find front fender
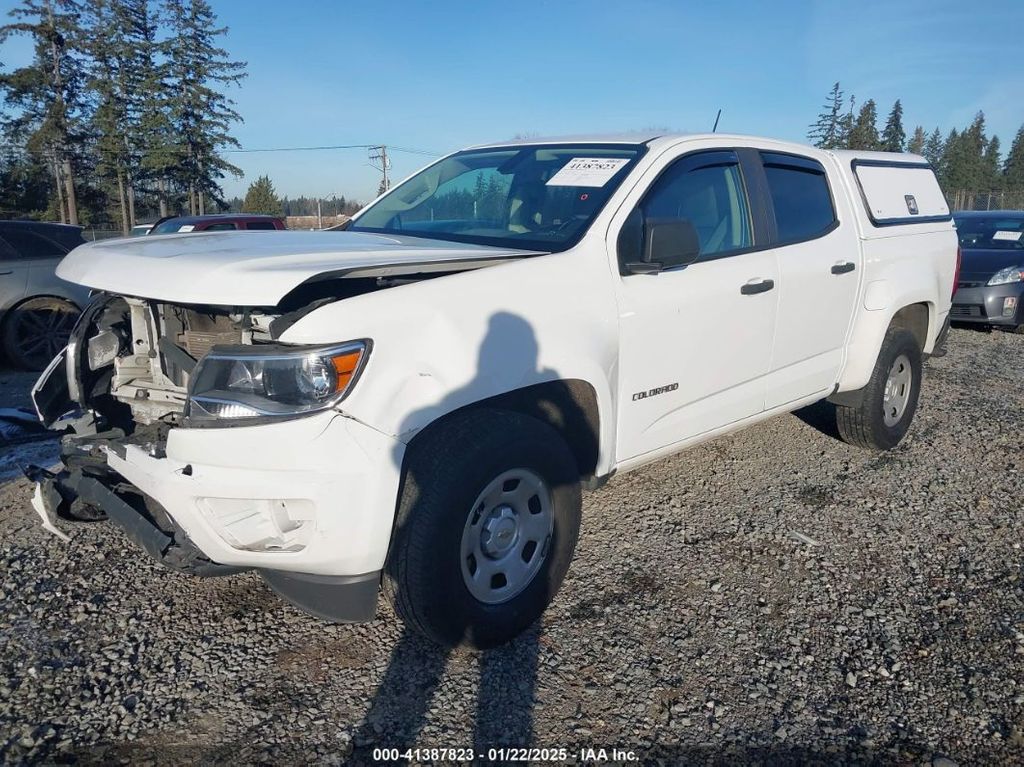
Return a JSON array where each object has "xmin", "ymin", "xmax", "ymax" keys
[{"xmin": 278, "ymin": 251, "xmax": 620, "ymax": 474}]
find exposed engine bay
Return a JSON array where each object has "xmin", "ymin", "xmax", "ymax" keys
[{"xmin": 58, "ymin": 275, "xmax": 423, "ymax": 433}]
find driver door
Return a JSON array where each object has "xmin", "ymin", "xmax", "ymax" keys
[{"xmin": 613, "ymin": 149, "xmax": 779, "ymax": 464}]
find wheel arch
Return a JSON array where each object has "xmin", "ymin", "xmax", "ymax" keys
[
  {"xmin": 837, "ymin": 298, "xmax": 935, "ymax": 394},
  {"xmin": 403, "ymin": 378, "xmax": 603, "ymax": 483}
]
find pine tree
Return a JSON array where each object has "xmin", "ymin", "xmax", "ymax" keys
[
  {"xmin": 880, "ymin": 100, "xmax": 906, "ymax": 152},
  {"xmin": 944, "ymin": 112, "xmax": 991, "ymax": 191},
  {"xmin": 1004, "ymin": 125, "xmax": 1024, "ymax": 191},
  {"xmin": 84, "ymin": 0, "xmax": 136, "ymax": 233},
  {"xmin": 847, "ymin": 99, "xmax": 880, "ymax": 150},
  {"xmin": 982, "ymin": 136, "xmax": 1001, "ymax": 191},
  {"xmin": 0, "ymin": 0, "xmax": 90, "ymax": 224},
  {"xmin": 923, "ymin": 127, "xmax": 944, "ymax": 168},
  {"xmin": 907, "ymin": 125, "xmax": 926, "ymax": 155},
  {"xmin": 837, "ymin": 94, "xmax": 856, "ymax": 148},
  {"xmin": 241, "ymin": 174, "xmax": 282, "ymax": 215},
  {"xmin": 163, "ymin": 0, "xmax": 246, "ymax": 215},
  {"xmin": 939, "ymin": 128, "xmax": 960, "ymax": 188},
  {"xmin": 808, "ymin": 82, "xmax": 845, "ymax": 149}
]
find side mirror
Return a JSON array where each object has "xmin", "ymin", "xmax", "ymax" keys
[
  {"xmin": 618, "ymin": 212, "xmax": 702, "ymax": 275},
  {"xmin": 637, "ymin": 218, "xmax": 701, "ymax": 273}
]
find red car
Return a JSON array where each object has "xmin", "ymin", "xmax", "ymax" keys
[{"xmin": 149, "ymin": 214, "xmax": 286, "ymax": 234}]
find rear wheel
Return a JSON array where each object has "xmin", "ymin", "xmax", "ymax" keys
[
  {"xmin": 835, "ymin": 328, "xmax": 922, "ymax": 451},
  {"xmin": 384, "ymin": 409, "xmax": 582, "ymax": 649},
  {"xmin": 2, "ymin": 297, "xmax": 79, "ymax": 370}
]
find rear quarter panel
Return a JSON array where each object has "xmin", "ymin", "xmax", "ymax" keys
[{"xmin": 830, "ymin": 154, "xmax": 958, "ymax": 390}]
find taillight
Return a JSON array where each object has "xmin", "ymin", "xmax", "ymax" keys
[{"xmin": 952, "ymin": 245, "xmax": 962, "ymax": 299}]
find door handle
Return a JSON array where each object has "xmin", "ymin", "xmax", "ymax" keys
[
  {"xmin": 740, "ymin": 278, "xmax": 775, "ymax": 295},
  {"xmin": 831, "ymin": 261, "xmax": 856, "ymax": 275}
]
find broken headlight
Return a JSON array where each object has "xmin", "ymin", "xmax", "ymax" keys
[{"xmin": 186, "ymin": 341, "xmax": 369, "ymax": 423}]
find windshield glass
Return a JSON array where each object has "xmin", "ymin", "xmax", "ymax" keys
[
  {"xmin": 954, "ymin": 215, "xmax": 1024, "ymax": 250},
  {"xmin": 349, "ymin": 143, "xmax": 645, "ymax": 251}
]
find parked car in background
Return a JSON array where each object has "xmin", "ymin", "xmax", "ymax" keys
[
  {"xmin": 149, "ymin": 214, "xmax": 286, "ymax": 234},
  {"xmin": 952, "ymin": 210, "xmax": 1024, "ymax": 332},
  {"xmin": 0, "ymin": 221, "xmax": 91, "ymax": 370},
  {"xmin": 130, "ymin": 223, "xmax": 154, "ymax": 236}
]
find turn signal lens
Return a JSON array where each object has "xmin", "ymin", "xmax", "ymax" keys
[{"xmin": 331, "ymin": 349, "xmax": 364, "ymax": 393}]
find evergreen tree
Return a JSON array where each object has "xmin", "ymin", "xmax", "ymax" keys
[
  {"xmin": 84, "ymin": 0, "xmax": 136, "ymax": 233},
  {"xmin": 163, "ymin": 0, "xmax": 246, "ymax": 214},
  {"xmin": 241, "ymin": 174, "xmax": 282, "ymax": 215},
  {"xmin": 907, "ymin": 125, "xmax": 926, "ymax": 156},
  {"xmin": 837, "ymin": 94, "xmax": 856, "ymax": 148},
  {"xmin": 0, "ymin": 0, "xmax": 90, "ymax": 224},
  {"xmin": 808, "ymin": 82, "xmax": 845, "ymax": 149},
  {"xmin": 982, "ymin": 136, "xmax": 1001, "ymax": 191},
  {"xmin": 847, "ymin": 99, "xmax": 880, "ymax": 150},
  {"xmin": 943, "ymin": 112, "xmax": 991, "ymax": 191},
  {"xmin": 939, "ymin": 128, "xmax": 960, "ymax": 187},
  {"xmin": 923, "ymin": 127, "xmax": 944, "ymax": 168},
  {"xmin": 1004, "ymin": 125, "xmax": 1024, "ymax": 190},
  {"xmin": 880, "ymin": 99, "xmax": 906, "ymax": 152}
]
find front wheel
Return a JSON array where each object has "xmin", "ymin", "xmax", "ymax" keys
[
  {"xmin": 835, "ymin": 327, "xmax": 923, "ymax": 451},
  {"xmin": 384, "ymin": 409, "xmax": 582, "ymax": 649}
]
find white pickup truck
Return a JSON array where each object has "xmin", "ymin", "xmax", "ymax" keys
[{"xmin": 29, "ymin": 133, "xmax": 959, "ymax": 648}]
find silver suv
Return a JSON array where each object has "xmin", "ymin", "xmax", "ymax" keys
[{"xmin": 0, "ymin": 221, "xmax": 91, "ymax": 369}]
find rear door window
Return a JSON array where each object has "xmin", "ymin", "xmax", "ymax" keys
[
  {"xmin": 245, "ymin": 221, "xmax": 278, "ymax": 230},
  {"xmin": 202, "ymin": 223, "xmax": 237, "ymax": 231},
  {"xmin": 760, "ymin": 152, "xmax": 837, "ymax": 243},
  {"xmin": 0, "ymin": 229, "xmax": 68, "ymax": 259}
]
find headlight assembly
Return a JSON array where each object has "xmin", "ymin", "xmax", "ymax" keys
[
  {"xmin": 186, "ymin": 341, "xmax": 369, "ymax": 424},
  {"xmin": 987, "ymin": 266, "xmax": 1024, "ymax": 286}
]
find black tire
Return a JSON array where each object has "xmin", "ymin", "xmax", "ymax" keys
[
  {"xmin": 835, "ymin": 327, "xmax": 922, "ymax": 451},
  {"xmin": 384, "ymin": 409, "xmax": 582, "ymax": 649},
  {"xmin": 2, "ymin": 296, "xmax": 79, "ymax": 370}
]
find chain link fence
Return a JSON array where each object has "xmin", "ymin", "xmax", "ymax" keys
[{"xmin": 948, "ymin": 190, "xmax": 1024, "ymax": 212}]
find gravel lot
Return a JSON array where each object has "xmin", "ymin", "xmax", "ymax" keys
[{"xmin": 1, "ymin": 328, "xmax": 1022, "ymax": 765}]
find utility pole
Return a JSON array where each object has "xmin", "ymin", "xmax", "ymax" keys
[
  {"xmin": 317, "ymin": 197, "xmax": 322, "ymax": 229},
  {"xmin": 369, "ymin": 145, "xmax": 390, "ymax": 195}
]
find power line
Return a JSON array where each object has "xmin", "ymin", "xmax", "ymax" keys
[{"xmin": 222, "ymin": 143, "xmax": 442, "ymax": 156}]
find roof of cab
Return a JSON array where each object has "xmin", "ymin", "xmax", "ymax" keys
[{"xmin": 466, "ymin": 132, "xmax": 844, "ymax": 155}]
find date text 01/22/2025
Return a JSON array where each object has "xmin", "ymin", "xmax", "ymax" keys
[{"xmin": 371, "ymin": 747, "xmax": 639, "ymax": 762}]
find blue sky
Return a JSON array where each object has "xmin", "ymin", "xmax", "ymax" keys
[{"xmin": 2, "ymin": 0, "xmax": 1022, "ymax": 202}]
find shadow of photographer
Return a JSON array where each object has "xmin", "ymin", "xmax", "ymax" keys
[{"xmin": 353, "ymin": 311, "xmax": 591, "ymax": 760}]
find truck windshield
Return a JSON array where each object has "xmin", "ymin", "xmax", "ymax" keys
[{"xmin": 349, "ymin": 143, "xmax": 645, "ymax": 251}]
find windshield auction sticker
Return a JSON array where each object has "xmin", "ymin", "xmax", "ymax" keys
[
  {"xmin": 547, "ymin": 157, "xmax": 630, "ymax": 187},
  {"xmin": 992, "ymin": 230, "xmax": 1023, "ymax": 242}
]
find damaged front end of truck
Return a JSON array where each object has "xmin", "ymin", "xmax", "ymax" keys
[
  {"xmin": 28, "ymin": 290, "xmax": 360, "ymax": 578},
  {"xmin": 24, "ymin": 230, "xmax": 532, "ymax": 620}
]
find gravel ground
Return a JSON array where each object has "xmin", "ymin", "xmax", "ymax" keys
[{"xmin": 1, "ymin": 328, "xmax": 1022, "ymax": 765}]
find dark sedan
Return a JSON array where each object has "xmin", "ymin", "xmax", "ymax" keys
[{"xmin": 951, "ymin": 211, "xmax": 1024, "ymax": 333}]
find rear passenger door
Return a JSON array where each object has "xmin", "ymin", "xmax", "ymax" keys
[
  {"xmin": 0, "ymin": 236, "xmax": 29, "ymax": 310},
  {"xmin": 0, "ymin": 227, "xmax": 68, "ymax": 308},
  {"xmin": 757, "ymin": 152, "xmax": 861, "ymax": 409}
]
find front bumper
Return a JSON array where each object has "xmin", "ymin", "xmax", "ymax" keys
[
  {"xmin": 110, "ymin": 411, "xmax": 405, "ymax": 577},
  {"xmin": 30, "ymin": 406, "xmax": 404, "ymax": 620},
  {"xmin": 951, "ymin": 282, "xmax": 1024, "ymax": 326}
]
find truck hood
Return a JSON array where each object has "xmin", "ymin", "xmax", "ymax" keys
[
  {"xmin": 959, "ymin": 247, "xmax": 1024, "ymax": 282},
  {"xmin": 57, "ymin": 230, "xmax": 540, "ymax": 305}
]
